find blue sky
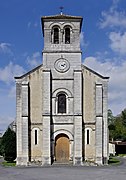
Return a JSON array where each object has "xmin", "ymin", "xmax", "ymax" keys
[{"xmin": 0, "ymin": 0, "xmax": 126, "ymax": 133}]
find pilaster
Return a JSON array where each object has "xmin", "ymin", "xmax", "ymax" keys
[
  {"xmin": 21, "ymin": 81, "xmax": 29, "ymax": 165},
  {"xmin": 95, "ymin": 84, "xmax": 103, "ymax": 165},
  {"xmin": 73, "ymin": 70, "xmax": 82, "ymax": 165},
  {"xmin": 16, "ymin": 81, "xmax": 29, "ymax": 166},
  {"xmin": 103, "ymin": 82, "xmax": 109, "ymax": 164},
  {"xmin": 42, "ymin": 69, "xmax": 51, "ymax": 165}
]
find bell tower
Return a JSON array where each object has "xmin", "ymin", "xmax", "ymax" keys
[
  {"xmin": 41, "ymin": 14, "xmax": 83, "ymax": 165},
  {"xmin": 41, "ymin": 13, "xmax": 83, "ymax": 69}
]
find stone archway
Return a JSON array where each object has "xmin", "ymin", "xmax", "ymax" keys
[{"xmin": 55, "ymin": 134, "xmax": 69, "ymax": 163}]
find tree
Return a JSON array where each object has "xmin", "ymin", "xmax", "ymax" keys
[
  {"xmin": 0, "ymin": 137, "xmax": 4, "ymax": 155},
  {"xmin": 108, "ymin": 109, "xmax": 115, "ymax": 126},
  {"xmin": 108, "ymin": 109, "xmax": 126, "ymax": 141},
  {"xmin": 108, "ymin": 109, "xmax": 116, "ymax": 140},
  {"xmin": 1, "ymin": 128, "xmax": 16, "ymax": 162},
  {"xmin": 121, "ymin": 109, "xmax": 126, "ymax": 127}
]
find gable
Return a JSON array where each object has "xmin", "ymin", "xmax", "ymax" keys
[
  {"xmin": 82, "ymin": 64, "xmax": 109, "ymax": 80},
  {"xmin": 14, "ymin": 65, "xmax": 42, "ymax": 80}
]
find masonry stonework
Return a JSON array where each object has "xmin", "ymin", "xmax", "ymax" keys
[{"xmin": 15, "ymin": 13, "xmax": 109, "ymax": 166}]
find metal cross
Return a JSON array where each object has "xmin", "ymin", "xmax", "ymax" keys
[{"xmin": 59, "ymin": 6, "xmax": 64, "ymax": 15}]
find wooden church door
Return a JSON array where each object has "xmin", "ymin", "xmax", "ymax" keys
[{"xmin": 55, "ymin": 134, "xmax": 69, "ymax": 163}]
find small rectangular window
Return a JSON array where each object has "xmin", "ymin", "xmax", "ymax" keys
[
  {"xmin": 87, "ymin": 129, "xmax": 89, "ymax": 144},
  {"xmin": 35, "ymin": 130, "xmax": 37, "ymax": 145}
]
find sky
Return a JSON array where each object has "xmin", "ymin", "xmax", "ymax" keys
[{"xmin": 0, "ymin": 0, "xmax": 126, "ymax": 133}]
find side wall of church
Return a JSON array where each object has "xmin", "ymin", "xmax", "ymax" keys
[
  {"xmin": 29, "ymin": 67, "xmax": 43, "ymax": 162},
  {"xmin": 16, "ymin": 67, "xmax": 43, "ymax": 165},
  {"xmin": 82, "ymin": 68, "xmax": 96, "ymax": 161},
  {"xmin": 82, "ymin": 67, "xmax": 108, "ymax": 163}
]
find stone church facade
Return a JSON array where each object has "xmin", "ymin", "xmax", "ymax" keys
[{"xmin": 15, "ymin": 13, "xmax": 109, "ymax": 166}]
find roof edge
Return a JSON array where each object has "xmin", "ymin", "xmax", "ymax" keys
[
  {"xmin": 15, "ymin": 64, "xmax": 42, "ymax": 79},
  {"xmin": 82, "ymin": 64, "xmax": 110, "ymax": 79},
  {"xmin": 41, "ymin": 13, "xmax": 83, "ymax": 19}
]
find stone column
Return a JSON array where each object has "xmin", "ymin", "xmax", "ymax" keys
[
  {"xmin": 21, "ymin": 81, "xmax": 29, "ymax": 165},
  {"xmin": 73, "ymin": 70, "xmax": 82, "ymax": 165},
  {"xmin": 103, "ymin": 81, "xmax": 109, "ymax": 164},
  {"xmin": 42, "ymin": 69, "xmax": 51, "ymax": 165},
  {"xmin": 95, "ymin": 83, "xmax": 103, "ymax": 165}
]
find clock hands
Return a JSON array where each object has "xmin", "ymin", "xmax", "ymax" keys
[{"xmin": 60, "ymin": 62, "xmax": 66, "ymax": 68}]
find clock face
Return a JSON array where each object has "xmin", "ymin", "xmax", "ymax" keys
[{"xmin": 55, "ymin": 58, "xmax": 70, "ymax": 72}]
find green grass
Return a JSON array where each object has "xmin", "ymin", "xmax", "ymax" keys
[
  {"xmin": 2, "ymin": 161, "xmax": 16, "ymax": 167},
  {"xmin": 108, "ymin": 157, "xmax": 120, "ymax": 165},
  {"xmin": 118, "ymin": 154, "xmax": 126, "ymax": 157}
]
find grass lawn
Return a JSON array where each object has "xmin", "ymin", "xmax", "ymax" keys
[
  {"xmin": 118, "ymin": 154, "xmax": 126, "ymax": 157},
  {"xmin": 2, "ymin": 161, "xmax": 16, "ymax": 167},
  {"xmin": 108, "ymin": 157, "xmax": 120, "ymax": 165}
]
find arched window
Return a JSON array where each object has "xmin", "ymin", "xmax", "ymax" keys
[
  {"xmin": 53, "ymin": 27, "xmax": 59, "ymax": 44},
  {"xmin": 58, "ymin": 93, "xmax": 66, "ymax": 113},
  {"xmin": 65, "ymin": 27, "xmax": 70, "ymax": 44}
]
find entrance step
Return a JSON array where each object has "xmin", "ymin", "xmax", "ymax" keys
[{"xmin": 52, "ymin": 162, "xmax": 73, "ymax": 166}]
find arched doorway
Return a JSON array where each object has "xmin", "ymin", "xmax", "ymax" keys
[{"xmin": 55, "ymin": 134, "xmax": 69, "ymax": 163}]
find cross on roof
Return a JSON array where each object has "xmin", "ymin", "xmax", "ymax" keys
[{"xmin": 59, "ymin": 6, "xmax": 64, "ymax": 15}]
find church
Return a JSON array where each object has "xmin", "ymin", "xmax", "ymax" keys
[{"xmin": 15, "ymin": 12, "xmax": 109, "ymax": 166}]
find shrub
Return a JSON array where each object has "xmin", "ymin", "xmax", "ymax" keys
[{"xmin": 1, "ymin": 128, "xmax": 16, "ymax": 162}]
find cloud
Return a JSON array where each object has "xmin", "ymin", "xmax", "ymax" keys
[
  {"xmin": 80, "ymin": 32, "xmax": 85, "ymax": 46},
  {"xmin": 0, "ymin": 61, "xmax": 25, "ymax": 132},
  {"xmin": 80, "ymin": 31, "xmax": 89, "ymax": 53},
  {"xmin": 84, "ymin": 56, "xmax": 126, "ymax": 116},
  {"xmin": 8, "ymin": 86, "xmax": 16, "ymax": 98},
  {"xmin": 27, "ymin": 22, "xmax": 31, "ymax": 28},
  {"xmin": 34, "ymin": 22, "xmax": 38, "ymax": 27},
  {"xmin": 0, "ymin": 87, "xmax": 16, "ymax": 132},
  {"xmin": 26, "ymin": 52, "xmax": 41, "ymax": 68},
  {"xmin": 27, "ymin": 21, "xmax": 38, "ymax": 28},
  {"xmin": 99, "ymin": 0, "xmax": 126, "ymax": 29},
  {"xmin": 0, "ymin": 62, "xmax": 25, "ymax": 84},
  {"xmin": 0, "ymin": 116, "xmax": 14, "ymax": 133},
  {"xmin": 0, "ymin": 52, "xmax": 41, "ymax": 132},
  {"xmin": 0, "ymin": 42, "xmax": 13, "ymax": 55},
  {"xmin": 109, "ymin": 32, "xmax": 126, "ymax": 54}
]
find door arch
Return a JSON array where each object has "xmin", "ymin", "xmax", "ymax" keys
[{"xmin": 55, "ymin": 134, "xmax": 69, "ymax": 163}]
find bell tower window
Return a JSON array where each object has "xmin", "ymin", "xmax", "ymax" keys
[
  {"xmin": 58, "ymin": 93, "xmax": 66, "ymax": 113},
  {"xmin": 53, "ymin": 27, "xmax": 59, "ymax": 44},
  {"xmin": 65, "ymin": 27, "xmax": 70, "ymax": 44}
]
